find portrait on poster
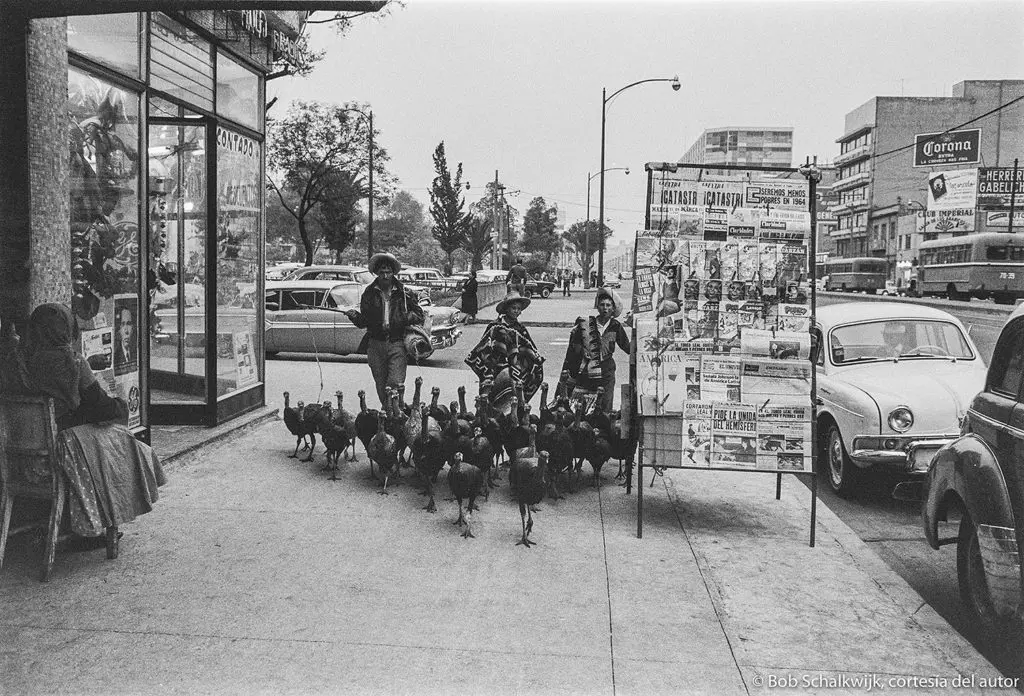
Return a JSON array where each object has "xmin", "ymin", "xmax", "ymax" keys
[{"xmin": 113, "ymin": 294, "xmax": 138, "ymax": 376}]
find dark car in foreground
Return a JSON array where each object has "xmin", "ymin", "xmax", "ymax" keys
[
  {"xmin": 523, "ymin": 278, "xmax": 556, "ymax": 299},
  {"xmin": 920, "ymin": 302, "xmax": 1024, "ymax": 633}
]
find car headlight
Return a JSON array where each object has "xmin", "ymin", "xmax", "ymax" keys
[{"xmin": 888, "ymin": 406, "xmax": 914, "ymax": 433}]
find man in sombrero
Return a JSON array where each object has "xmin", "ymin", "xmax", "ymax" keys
[
  {"xmin": 344, "ymin": 253, "xmax": 425, "ymax": 407},
  {"xmin": 465, "ymin": 289, "xmax": 544, "ymax": 410}
]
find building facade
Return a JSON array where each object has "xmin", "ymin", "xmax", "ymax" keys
[
  {"xmin": 2, "ymin": 9, "xmax": 310, "ymax": 434},
  {"xmin": 831, "ymin": 80, "xmax": 1024, "ymax": 269},
  {"xmin": 679, "ymin": 127, "xmax": 794, "ymax": 175}
]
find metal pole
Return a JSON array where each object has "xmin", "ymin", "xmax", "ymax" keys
[
  {"xmin": 492, "ymin": 170, "xmax": 499, "ymax": 269},
  {"xmin": 506, "ymin": 202, "xmax": 512, "ymax": 271},
  {"xmin": 597, "ymin": 87, "xmax": 607, "ymax": 288},
  {"xmin": 367, "ymin": 111, "xmax": 374, "ymax": 260},
  {"xmin": 1009, "ymin": 158, "xmax": 1019, "ymax": 234},
  {"xmin": 584, "ymin": 172, "xmax": 591, "ymax": 288}
]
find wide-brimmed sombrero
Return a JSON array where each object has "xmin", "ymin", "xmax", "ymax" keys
[
  {"xmin": 368, "ymin": 252, "xmax": 400, "ymax": 274},
  {"xmin": 594, "ymin": 286, "xmax": 624, "ymax": 317},
  {"xmin": 496, "ymin": 290, "xmax": 531, "ymax": 315}
]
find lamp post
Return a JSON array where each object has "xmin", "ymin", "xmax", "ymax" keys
[
  {"xmin": 585, "ymin": 167, "xmax": 628, "ymax": 288},
  {"xmin": 339, "ymin": 107, "xmax": 375, "ymax": 261},
  {"xmin": 597, "ymin": 75, "xmax": 679, "ymax": 286}
]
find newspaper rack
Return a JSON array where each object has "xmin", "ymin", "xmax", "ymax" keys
[{"xmin": 625, "ymin": 161, "xmax": 823, "ymax": 547}]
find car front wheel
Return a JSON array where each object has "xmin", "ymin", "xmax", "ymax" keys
[
  {"xmin": 957, "ymin": 512, "xmax": 1020, "ymax": 635},
  {"xmin": 540, "ymin": 287, "xmax": 551, "ymax": 299},
  {"xmin": 822, "ymin": 423, "xmax": 860, "ymax": 496}
]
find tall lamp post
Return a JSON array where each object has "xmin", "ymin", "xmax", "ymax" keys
[
  {"xmin": 339, "ymin": 107, "xmax": 375, "ymax": 261},
  {"xmin": 585, "ymin": 167, "xmax": 629, "ymax": 288},
  {"xmin": 597, "ymin": 75, "xmax": 680, "ymax": 285}
]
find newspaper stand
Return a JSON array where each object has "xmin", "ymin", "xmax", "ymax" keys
[{"xmin": 627, "ymin": 161, "xmax": 822, "ymax": 547}]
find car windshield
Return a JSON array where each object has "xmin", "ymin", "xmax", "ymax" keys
[
  {"xmin": 829, "ymin": 319, "xmax": 974, "ymax": 364},
  {"xmin": 328, "ymin": 286, "xmax": 362, "ymax": 308}
]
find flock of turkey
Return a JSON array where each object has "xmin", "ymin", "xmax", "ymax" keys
[{"xmin": 282, "ymin": 375, "xmax": 636, "ymax": 547}]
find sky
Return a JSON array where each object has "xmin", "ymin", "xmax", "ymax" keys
[{"xmin": 267, "ymin": 0, "xmax": 1024, "ymax": 250}]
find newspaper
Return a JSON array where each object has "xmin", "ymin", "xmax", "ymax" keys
[
  {"xmin": 777, "ymin": 243, "xmax": 808, "ymax": 284},
  {"xmin": 710, "ymin": 403, "xmax": 758, "ymax": 468},
  {"xmin": 771, "ymin": 303, "xmax": 812, "ymax": 332},
  {"xmin": 758, "ymin": 242, "xmax": 780, "ymax": 289},
  {"xmin": 738, "ymin": 240, "xmax": 760, "ymax": 281},
  {"xmin": 718, "ymin": 301, "xmax": 740, "ymax": 342},
  {"xmin": 739, "ymin": 328, "xmax": 811, "ymax": 360},
  {"xmin": 740, "ymin": 358, "xmax": 812, "ymax": 406},
  {"xmin": 757, "ymin": 421, "xmax": 812, "ymax": 472},
  {"xmin": 682, "ymin": 401, "xmax": 713, "ymax": 467},
  {"xmin": 636, "ymin": 350, "xmax": 691, "ymax": 415},
  {"xmin": 719, "ymin": 240, "xmax": 739, "ymax": 281},
  {"xmin": 700, "ymin": 355, "xmax": 742, "ymax": 402}
]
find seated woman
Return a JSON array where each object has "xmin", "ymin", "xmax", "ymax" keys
[
  {"xmin": 465, "ymin": 290, "xmax": 545, "ymax": 412},
  {"xmin": 1, "ymin": 304, "xmax": 165, "ymax": 550},
  {"xmin": 561, "ymin": 287, "xmax": 632, "ymax": 413}
]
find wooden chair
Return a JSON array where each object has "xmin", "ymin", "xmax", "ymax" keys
[{"xmin": 0, "ymin": 395, "xmax": 120, "ymax": 581}]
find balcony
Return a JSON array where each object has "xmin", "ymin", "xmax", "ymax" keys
[
  {"xmin": 834, "ymin": 144, "xmax": 871, "ymax": 166},
  {"xmin": 831, "ymin": 199, "xmax": 869, "ymax": 215},
  {"xmin": 832, "ymin": 170, "xmax": 871, "ymax": 192}
]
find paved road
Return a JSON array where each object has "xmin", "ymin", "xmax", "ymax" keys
[{"xmin": 813, "ymin": 293, "xmax": 1022, "ymax": 685}]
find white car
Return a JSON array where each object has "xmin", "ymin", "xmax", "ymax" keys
[{"xmin": 814, "ymin": 302, "xmax": 987, "ymax": 495}]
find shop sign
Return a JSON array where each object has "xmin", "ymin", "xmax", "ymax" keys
[
  {"xmin": 926, "ymin": 168, "xmax": 977, "ymax": 210},
  {"xmin": 914, "ymin": 129, "xmax": 981, "ymax": 167},
  {"xmin": 919, "ymin": 208, "xmax": 975, "ymax": 234},
  {"xmin": 271, "ymin": 30, "xmax": 301, "ymax": 65},
  {"xmin": 985, "ymin": 211, "xmax": 1020, "ymax": 227},
  {"xmin": 217, "ymin": 127, "xmax": 258, "ymax": 158},
  {"xmin": 236, "ymin": 9, "xmax": 268, "ymax": 39},
  {"xmin": 977, "ymin": 167, "xmax": 1024, "ymax": 209}
]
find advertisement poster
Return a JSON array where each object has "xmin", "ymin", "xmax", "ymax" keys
[
  {"xmin": 82, "ymin": 326, "xmax": 114, "ymax": 374},
  {"xmin": 919, "ymin": 208, "xmax": 975, "ymax": 234},
  {"xmin": 926, "ymin": 168, "xmax": 978, "ymax": 210},
  {"xmin": 977, "ymin": 167, "xmax": 1024, "ymax": 210},
  {"xmin": 650, "ymin": 177, "xmax": 702, "ymax": 234},
  {"xmin": 233, "ymin": 331, "xmax": 258, "ymax": 389},
  {"xmin": 116, "ymin": 371, "xmax": 142, "ymax": 429},
  {"xmin": 112, "ymin": 294, "xmax": 139, "ymax": 377},
  {"xmin": 743, "ymin": 181, "xmax": 809, "ymax": 211}
]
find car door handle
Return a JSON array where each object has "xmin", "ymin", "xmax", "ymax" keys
[{"xmin": 819, "ymin": 387, "xmax": 832, "ymax": 395}]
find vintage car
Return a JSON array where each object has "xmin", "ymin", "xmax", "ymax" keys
[
  {"xmin": 814, "ymin": 302, "xmax": 987, "ymax": 495},
  {"xmin": 266, "ymin": 262, "xmax": 305, "ymax": 281},
  {"xmin": 920, "ymin": 303, "xmax": 1024, "ymax": 632},
  {"xmin": 281, "ymin": 264, "xmax": 374, "ymax": 285},
  {"xmin": 523, "ymin": 277, "xmax": 556, "ymax": 299},
  {"xmin": 264, "ymin": 280, "xmax": 463, "ymax": 358}
]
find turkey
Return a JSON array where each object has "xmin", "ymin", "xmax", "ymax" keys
[
  {"xmin": 447, "ymin": 452, "xmax": 483, "ymax": 539},
  {"xmin": 411, "ymin": 405, "xmax": 446, "ymax": 513},
  {"xmin": 543, "ymin": 409, "xmax": 574, "ymax": 500},
  {"xmin": 428, "ymin": 386, "xmax": 451, "ymax": 426},
  {"xmin": 468, "ymin": 426, "xmax": 495, "ymax": 501},
  {"xmin": 298, "ymin": 402, "xmax": 323, "ymax": 462},
  {"xmin": 402, "ymin": 377, "xmax": 438, "ymax": 457},
  {"xmin": 510, "ymin": 447, "xmax": 549, "ymax": 548},
  {"xmin": 567, "ymin": 402, "xmax": 593, "ymax": 492},
  {"xmin": 282, "ymin": 391, "xmax": 310, "ymax": 458},
  {"xmin": 367, "ymin": 411, "xmax": 399, "ymax": 495},
  {"xmin": 333, "ymin": 390, "xmax": 359, "ymax": 462},
  {"xmin": 355, "ymin": 390, "xmax": 381, "ymax": 478},
  {"xmin": 313, "ymin": 402, "xmax": 352, "ymax": 481},
  {"xmin": 383, "ymin": 389, "xmax": 408, "ymax": 471},
  {"xmin": 585, "ymin": 423, "xmax": 611, "ymax": 488}
]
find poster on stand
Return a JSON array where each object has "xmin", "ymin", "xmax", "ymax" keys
[{"xmin": 635, "ymin": 165, "xmax": 814, "ymax": 474}]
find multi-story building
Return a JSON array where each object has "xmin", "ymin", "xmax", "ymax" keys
[
  {"xmin": 680, "ymin": 127, "xmax": 793, "ymax": 175},
  {"xmin": 831, "ymin": 80, "xmax": 1024, "ymax": 269}
]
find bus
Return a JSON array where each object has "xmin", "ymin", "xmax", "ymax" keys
[
  {"xmin": 823, "ymin": 257, "xmax": 888, "ymax": 293},
  {"xmin": 918, "ymin": 232, "xmax": 1024, "ymax": 304}
]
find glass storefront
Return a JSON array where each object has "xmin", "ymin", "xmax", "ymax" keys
[{"xmin": 68, "ymin": 66, "xmax": 146, "ymax": 430}]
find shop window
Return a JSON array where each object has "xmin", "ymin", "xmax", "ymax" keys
[
  {"xmin": 149, "ymin": 14, "xmax": 213, "ymax": 111},
  {"xmin": 216, "ymin": 52, "xmax": 261, "ymax": 131},
  {"xmin": 68, "ymin": 14, "xmax": 143, "ymax": 79},
  {"xmin": 216, "ymin": 126, "xmax": 262, "ymax": 397},
  {"xmin": 68, "ymin": 67, "xmax": 144, "ymax": 427}
]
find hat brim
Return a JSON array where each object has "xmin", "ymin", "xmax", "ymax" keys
[
  {"xmin": 497, "ymin": 297, "xmax": 531, "ymax": 315},
  {"xmin": 368, "ymin": 253, "xmax": 400, "ymax": 274}
]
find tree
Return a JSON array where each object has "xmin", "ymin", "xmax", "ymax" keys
[
  {"xmin": 428, "ymin": 142, "xmax": 471, "ymax": 275},
  {"xmin": 520, "ymin": 196, "xmax": 560, "ymax": 269},
  {"xmin": 317, "ymin": 169, "xmax": 363, "ymax": 262},
  {"xmin": 563, "ymin": 220, "xmax": 612, "ymax": 284},
  {"xmin": 468, "ymin": 181, "xmax": 519, "ymax": 270},
  {"xmin": 464, "ymin": 216, "xmax": 494, "ymax": 271},
  {"xmin": 266, "ymin": 100, "xmax": 394, "ymax": 265},
  {"xmin": 373, "ymin": 190, "xmax": 427, "ymax": 254}
]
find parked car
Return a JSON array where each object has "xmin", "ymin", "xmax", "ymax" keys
[
  {"xmin": 814, "ymin": 302, "xmax": 987, "ymax": 495},
  {"xmin": 878, "ymin": 280, "xmax": 905, "ymax": 297},
  {"xmin": 920, "ymin": 303, "xmax": 1024, "ymax": 633},
  {"xmin": 263, "ymin": 280, "xmax": 462, "ymax": 358},
  {"xmin": 603, "ymin": 278, "xmax": 622, "ymax": 289},
  {"xmin": 397, "ymin": 267, "xmax": 461, "ymax": 290},
  {"xmin": 523, "ymin": 277, "xmax": 556, "ymax": 299},
  {"xmin": 281, "ymin": 264, "xmax": 374, "ymax": 285},
  {"xmin": 266, "ymin": 262, "xmax": 304, "ymax": 281}
]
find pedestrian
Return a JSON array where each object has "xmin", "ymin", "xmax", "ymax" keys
[
  {"xmin": 589, "ymin": 270, "xmax": 597, "ymax": 288},
  {"xmin": 560, "ymin": 287, "xmax": 632, "ymax": 412},
  {"xmin": 562, "ymin": 272, "xmax": 572, "ymax": 297},
  {"xmin": 460, "ymin": 269, "xmax": 479, "ymax": 324},
  {"xmin": 0, "ymin": 304, "xmax": 165, "ymax": 549},
  {"xmin": 344, "ymin": 253, "xmax": 425, "ymax": 407},
  {"xmin": 506, "ymin": 258, "xmax": 528, "ymax": 295},
  {"xmin": 466, "ymin": 289, "xmax": 544, "ymax": 411}
]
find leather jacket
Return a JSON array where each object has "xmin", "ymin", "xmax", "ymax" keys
[{"xmin": 349, "ymin": 278, "xmax": 425, "ymax": 342}]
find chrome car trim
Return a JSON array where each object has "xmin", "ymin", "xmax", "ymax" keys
[
  {"xmin": 851, "ymin": 436, "xmax": 957, "ymax": 469},
  {"xmin": 969, "ymin": 407, "xmax": 1024, "ymax": 440},
  {"xmin": 977, "ymin": 524, "xmax": 1022, "ymax": 618}
]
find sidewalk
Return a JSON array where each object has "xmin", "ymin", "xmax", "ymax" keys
[
  {"xmin": 0, "ymin": 419, "xmax": 1006, "ymax": 695},
  {"xmin": 479, "ymin": 285, "xmax": 625, "ymax": 328}
]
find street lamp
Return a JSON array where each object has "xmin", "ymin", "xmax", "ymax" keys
[
  {"xmin": 597, "ymin": 74, "xmax": 680, "ymax": 286},
  {"xmin": 585, "ymin": 167, "xmax": 629, "ymax": 288},
  {"xmin": 339, "ymin": 107, "xmax": 375, "ymax": 261}
]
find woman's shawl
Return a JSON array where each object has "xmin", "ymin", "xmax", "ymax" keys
[
  {"xmin": 465, "ymin": 315, "xmax": 544, "ymax": 404},
  {"xmin": 23, "ymin": 304, "xmax": 85, "ymax": 418}
]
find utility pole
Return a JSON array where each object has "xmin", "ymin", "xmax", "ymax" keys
[
  {"xmin": 491, "ymin": 169, "xmax": 499, "ymax": 269},
  {"xmin": 367, "ymin": 111, "xmax": 374, "ymax": 259},
  {"xmin": 1009, "ymin": 158, "xmax": 1019, "ymax": 234}
]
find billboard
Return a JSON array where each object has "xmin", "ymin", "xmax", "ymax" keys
[
  {"xmin": 913, "ymin": 129, "xmax": 981, "ymax": 168},
  {"xmin": 977, "ymin": 167, "xmax": 1024, "ymax": 209},
  {"xmin": 926, "ymin": 168, "xmax": 977, "ymax": 210}
]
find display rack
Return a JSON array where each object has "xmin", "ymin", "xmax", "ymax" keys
[{"xmin": 625, "ymin": 161, "xmax": 823, "ymax": 547}]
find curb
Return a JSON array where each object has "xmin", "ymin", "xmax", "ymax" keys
[
  {"xmin": 818, "ymin": 290, "xmax": 1017, "ymax": 317},
  {"xmin": 156, "ymin": 406, "xmax": 279, "ymax": 466}
]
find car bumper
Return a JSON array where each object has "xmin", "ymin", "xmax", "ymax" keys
[
  {"xmin": 850, "ymin": 434, "xmax": 959, "ymax": 473},
  {"xmin": 430, "ymin": 326, "xmax": 462, "ymax": 350}
]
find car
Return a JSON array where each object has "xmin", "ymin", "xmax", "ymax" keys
[
  {"xmin": 263, "ymin": 280, "xmax": 463, "ymax": 358},
  {"xmin": 281, "ymin": 264, "xmax": 374, "ymax": 285},
  {"xmin": 266, "ymin": 263, "xmax": 305, "ymax": 281},
  {"xmin": 920, "ymin": 303, "xmax": 1024, "ymax": 633},
  {"xmin": 473, "ymin": 269, "xmax": 507, "ymax": 284},
  {"xmin": 603, "ymin": 279, "xmax": 622, "ymax": 289},
  {"xmin": 878, "ymin": 280, "xmax": 905, "ymax": 297},
  {"xmin": 813, "ymin": 302, "xmax": 987, "ymax": 496},
  {"xmin": 396, "ymin": 267, "xmax": 461, "ymax": 290},
  {"xmin": 523, "ymin": 278, "xmax": 556, "ymax": 299}
]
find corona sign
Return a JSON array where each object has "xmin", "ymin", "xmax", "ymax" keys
[{"xmin": 913, "ymin": 129, "xmax": 981, "ymax": 167}]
